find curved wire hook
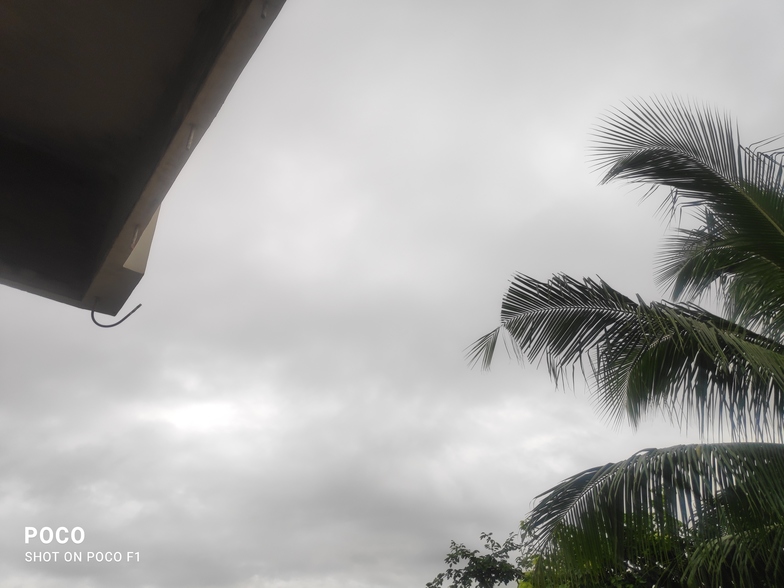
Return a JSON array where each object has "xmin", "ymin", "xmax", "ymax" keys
[{"xmin": 91, "ymin": 303, "xmax": 142, "ymax": 328}]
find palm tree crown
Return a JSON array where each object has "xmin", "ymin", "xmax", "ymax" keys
[{"xmin": 471, "ymin": 99, "xmax": 784, "ymax": 587}]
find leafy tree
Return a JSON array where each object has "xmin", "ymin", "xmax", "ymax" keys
[
  {"xmin": 427, "ymin": 524, "xmax": 692, "ymax": 588},
  {"xmin": 426, "ymin": 532, "xmax": 526, "ymax": 588},
  {"xmin": 442, "ymin": 99, "xmax": 784, "ymax": 586}
]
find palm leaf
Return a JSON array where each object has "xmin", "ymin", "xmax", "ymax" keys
[
  {"xmin": 685, "ymin": 523, "xmax": 784, "ymax": 587},
  {"xmin": 594, "ymin": 97, "xmax": 784, "ymax": 332},
  {"xmin": 655, "ymin": 209, "xmax": 784, "ymax": 338},
  {"xmin": 526, "ymin": 443, "xmax": 784, "ymax": 587},
  {"xmin": 469, "ymin": 274, "xmax": 784, "ymax": 436}
]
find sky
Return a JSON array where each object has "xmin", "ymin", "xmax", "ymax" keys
[{"xmin": 2, "ymin": 1, "xmax": 784, "ymax": 586}]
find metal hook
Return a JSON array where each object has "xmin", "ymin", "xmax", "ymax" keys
[{"xmin": 91, "ymin": 303, "xmax": 142, "ymax": 328}]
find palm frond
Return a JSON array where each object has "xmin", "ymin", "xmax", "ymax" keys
[
  {"xmin": 656, "ymin": 221, "xmax": 784, "ymax": 337},
  {"xmin": 685, "ymin": 523, "xmax": 784, "ymax": 587},
  {"xmin": 654, "ymin": 205, "xmax": 784, "ymax": 345},
  {"xmin": 593, "ymin": 98, "xmax": 784, "ymax": 328},
  {"xmin": 469, "ymin": 274, "xmax": 784, "ymax": 437},
  {"xmin": 466, "ymin": 328, "xmax": 502, "ymax": 372},
  {"xmin": 526, "ymin": 443, "xmax": 784, "ymax": 587},
  {"xmin": 655, "ymin": 209, "xmax": 745, "ymax": 301}
]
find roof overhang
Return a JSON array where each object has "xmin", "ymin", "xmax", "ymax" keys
[{"xmin": 0, "ymin": 0, "xmax": 285, "ymax": 315}]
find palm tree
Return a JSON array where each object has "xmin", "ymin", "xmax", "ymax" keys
[{"xmin": 470, "ymin": 98, "xmax": 784, "ymax": 586}]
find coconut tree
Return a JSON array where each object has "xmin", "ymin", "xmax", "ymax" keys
[{"xmin": 469, "ymin": 99, "xmax": 784, "ymax": 586}]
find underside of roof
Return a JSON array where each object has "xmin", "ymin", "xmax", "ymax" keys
[{"xmin": 0, "ymin": 0, "xmax": 285, "ymax": 315}]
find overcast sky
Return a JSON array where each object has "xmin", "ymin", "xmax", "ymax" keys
[{"xmin": 2, "ymin": 1, "xmax": 784, "ymax": 587}]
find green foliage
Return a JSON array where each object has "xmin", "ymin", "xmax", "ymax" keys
[
  {"xmin": 526, "ymin": 444, "xmax": 784, "ymax": 586},
  {"xmin": 467, "ymin": 274, "xmax": 784, "ymax": 437},
  {"xmin": 428, "ymin": 526, "xmax": 692, "ymax": 588},
  {"xmin": 426, "ymin": 532, "xmax": 525, "ymax": 588},
  {"xmin": 433, "ymin": 99, "xmax": 784, "ymax": 587}
]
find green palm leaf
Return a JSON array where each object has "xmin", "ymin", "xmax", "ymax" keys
[
  {"xmin": 526, "ymin": 443, "xmax": 784, "ymax": 587},
  {"xmin": 685, "ymin": 523, "xmax": 784, "ymax": 587},
  {"xmin": 468, "ymin": 273, "xmax": 784, "ymax": 436},
  {"xmin": 656, "ymin": 209, "xmax": 784, "ymax": 338},
  {"xmin": 594, "ymin": 98, "xmax": 784, "ymax": 333}
]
